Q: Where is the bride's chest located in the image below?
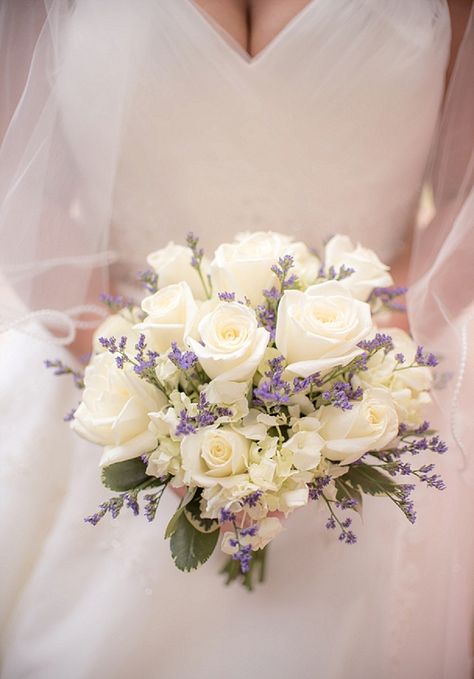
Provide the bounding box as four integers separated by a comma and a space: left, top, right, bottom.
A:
57, 0, 450, 260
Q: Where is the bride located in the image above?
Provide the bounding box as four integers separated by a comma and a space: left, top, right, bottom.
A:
0, 1, 473, 677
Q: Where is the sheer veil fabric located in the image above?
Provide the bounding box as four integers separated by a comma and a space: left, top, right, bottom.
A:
0, 2, 473, 678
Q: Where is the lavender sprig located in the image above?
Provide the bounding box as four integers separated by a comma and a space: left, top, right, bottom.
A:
137, 269, 159, 294
186, 232, 211, 299
368, 285, 408, 312
319, 381, 363, 411
44, 359, 85, 390
99, 293, 136, 313
175, 392, 233, 437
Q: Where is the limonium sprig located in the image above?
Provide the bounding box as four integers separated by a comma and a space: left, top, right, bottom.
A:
47, 230, 449, 589
186, 231, 212, 299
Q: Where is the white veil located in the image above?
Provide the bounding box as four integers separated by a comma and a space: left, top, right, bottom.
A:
408, 6, 474, 469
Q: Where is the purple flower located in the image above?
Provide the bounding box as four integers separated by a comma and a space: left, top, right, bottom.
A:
44, 358, 85, 389
253, 355, 292, 408
357, 332, 394, 354
168, 342, 198, 371
218, 291, 236, 302
242, 491, 263, 508
99, 293, 135, 312
219, 508, 236, 523
414, 346, 439, 367
137, 269, 159, 294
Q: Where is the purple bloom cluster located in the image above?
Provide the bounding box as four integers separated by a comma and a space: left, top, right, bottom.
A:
255, 302, 277, 340
133, 334, 160, 375
175, 392, 233, 437
308, 475, 332, 501
271, 254, 298, 291
325, 512, 357, 544
143, 486, 167, 522
357, 332, 394, 355
99, 292, 135, 312
63, 407, 77, 423
44, 359, 85, 390
137, 269, 159, 294
395, 484, 417, 524
253, 355, 292, 408
218, 291, 236, 302
186, 232, 205, 270
368, 285, 408, 311
321, 380, 363, 411
168, 342, 199, 371
325, 264, 355, 281
414, 346, 439, 367
242, 490, 263, 508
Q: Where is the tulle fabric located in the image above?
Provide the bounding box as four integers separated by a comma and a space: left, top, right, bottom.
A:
0, 2, 473, 678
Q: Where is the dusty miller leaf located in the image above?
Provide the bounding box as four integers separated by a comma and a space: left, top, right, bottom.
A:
170, 511, 219, 572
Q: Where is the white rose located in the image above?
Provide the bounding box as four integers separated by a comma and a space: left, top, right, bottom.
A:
352, 327, 432, 425
135, 282, 198, 353
285, 241, 321, 288
147, 242, 210, 301
324, 235, 393, 301
282, 430, 324, 471
275, 280, 373, 376
71, 352, 167, 467
181, 426, 250, 488
92, 310, 142, 354
210, 230, 293, 306
187, 301, 269, 381
319, 387, 399, 465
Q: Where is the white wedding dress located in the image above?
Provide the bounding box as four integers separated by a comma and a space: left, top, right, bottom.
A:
1, 2, 473, 678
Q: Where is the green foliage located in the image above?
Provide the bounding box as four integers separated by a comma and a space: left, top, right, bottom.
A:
335, 478, 363, 512
184, 495, 219, 534
170, 511, 219, 572
220, 546, 268, 591
343, 462, 399, 497
164, 487, 197, 539
101, 457, 151, 492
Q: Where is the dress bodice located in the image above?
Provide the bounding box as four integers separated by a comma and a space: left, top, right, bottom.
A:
57, 0, 450, 285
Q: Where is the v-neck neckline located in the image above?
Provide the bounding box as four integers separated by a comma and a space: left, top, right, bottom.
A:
184, 0, 319, 67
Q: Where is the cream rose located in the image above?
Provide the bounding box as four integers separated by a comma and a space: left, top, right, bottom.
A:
319, 387, 399, 465
324, 235, 393, 301
147, 242, 210, 300
210, 231, 293, 305
71, 352, 167, 467
135, 281, 198, 353
275, 280, 373, 376
181, 426, 250, 488
285, 241, 321, 288
187, 301, 269, 381
352, 327, 432, 425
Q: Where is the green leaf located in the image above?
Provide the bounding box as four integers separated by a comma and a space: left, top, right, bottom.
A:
170, 511, 219, 572
343, 463, 399, 497
335, 478, 363, 513
101, 458, 150, 492
164, 487, 196, 539
220, 546, 268, 591
184, 495, 219, 534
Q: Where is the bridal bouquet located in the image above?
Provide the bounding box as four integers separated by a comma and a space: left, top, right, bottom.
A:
48, 231, 447, 589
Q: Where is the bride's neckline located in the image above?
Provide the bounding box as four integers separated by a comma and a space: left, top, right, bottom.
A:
184, 0, 319, 66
